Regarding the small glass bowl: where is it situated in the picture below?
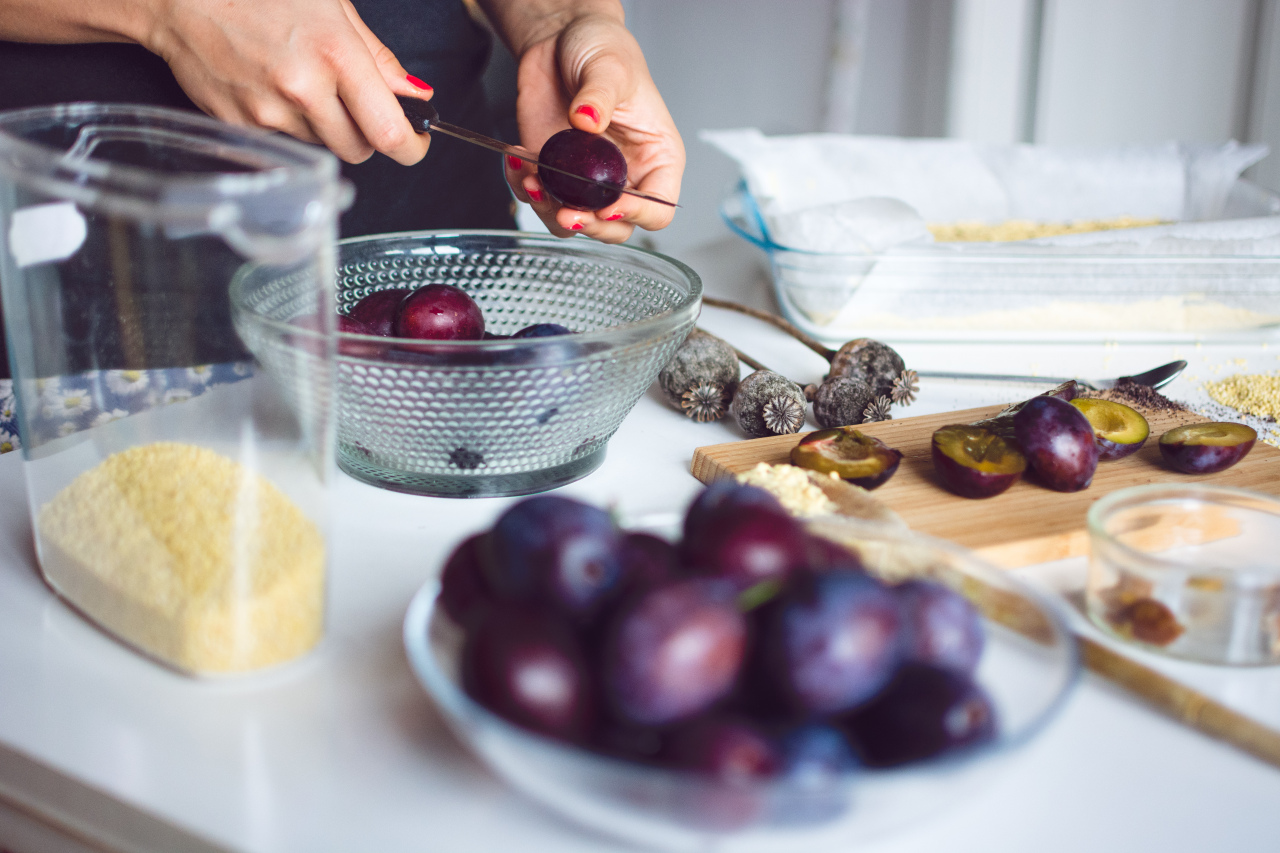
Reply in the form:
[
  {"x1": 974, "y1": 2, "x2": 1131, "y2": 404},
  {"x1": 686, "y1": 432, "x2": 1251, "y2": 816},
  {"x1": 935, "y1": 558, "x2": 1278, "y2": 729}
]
[
  {"x1": 238, "y1": 230, "x2": 700, "y2": 497},
  {"x1": 1087, "y1": 484, "x2": 1280, "y2": 665},
  {"x1": 403, "y1": 517, "x2": 1078, "y2": 852}
]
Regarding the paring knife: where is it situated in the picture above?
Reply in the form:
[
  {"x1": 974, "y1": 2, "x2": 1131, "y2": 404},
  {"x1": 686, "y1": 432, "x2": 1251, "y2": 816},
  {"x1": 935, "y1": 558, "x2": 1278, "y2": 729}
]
[{"x1": 397, "y1": 96, "x2": 678, "y2": 208}]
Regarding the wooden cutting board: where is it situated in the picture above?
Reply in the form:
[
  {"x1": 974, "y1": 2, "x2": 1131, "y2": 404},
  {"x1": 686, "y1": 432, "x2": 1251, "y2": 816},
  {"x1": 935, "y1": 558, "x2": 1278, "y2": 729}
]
[{"x1": 690, "y1": 403, "x2": 1280, "y2": 569}]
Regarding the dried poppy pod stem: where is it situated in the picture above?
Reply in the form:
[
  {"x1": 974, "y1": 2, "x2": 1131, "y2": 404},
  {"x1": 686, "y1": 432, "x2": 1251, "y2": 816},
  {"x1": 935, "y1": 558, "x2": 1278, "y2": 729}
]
[{"x1": 702, "y1": 296, "x2": 916, "y2": 406}]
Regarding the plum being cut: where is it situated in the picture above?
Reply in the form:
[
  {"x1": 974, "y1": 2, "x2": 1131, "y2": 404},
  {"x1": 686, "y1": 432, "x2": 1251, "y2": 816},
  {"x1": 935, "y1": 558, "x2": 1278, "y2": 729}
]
[
  {"x1": 1012, "y1": 395, "x2": 1099, "y2": 492},
  {"x1": 1158, "y1": 422, "x2": 1256, "y2": 474},
  {"x1": 602, "y1": 578, "x2": 747, "y2": 726},
  {"x1": 538, "y1": 128, "x2": 627, "y2": 211},
  {"x1": 393, "y1": 283, "x2": 485, "y2": 341},
  {"x1": 1070, "y1": 398, "x2": 1150, "y2": 460},
  {"x1": 931, "y1": 424, "x2": 1026, "y2": 499},
  {"x1": 790, "y1": 427, "x2": 903, "y2": 490}
]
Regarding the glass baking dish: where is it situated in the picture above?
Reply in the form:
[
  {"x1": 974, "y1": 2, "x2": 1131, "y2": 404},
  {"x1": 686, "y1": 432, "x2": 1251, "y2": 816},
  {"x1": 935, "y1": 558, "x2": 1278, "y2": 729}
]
[{"x1": 721, "y1": 180, "x2": 1280, "y2": 345}]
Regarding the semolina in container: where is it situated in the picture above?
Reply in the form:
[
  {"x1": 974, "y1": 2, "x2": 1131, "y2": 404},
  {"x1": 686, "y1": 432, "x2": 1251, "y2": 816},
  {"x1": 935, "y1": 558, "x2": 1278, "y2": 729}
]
[{"x1": 0, "y1": 104, "x2": 345, "y2": 675}]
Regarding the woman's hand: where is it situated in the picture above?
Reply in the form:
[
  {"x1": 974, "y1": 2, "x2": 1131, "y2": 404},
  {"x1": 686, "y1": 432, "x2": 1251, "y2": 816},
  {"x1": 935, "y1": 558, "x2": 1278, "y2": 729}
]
[
  {"x1": 485, "y1": 2, "x2": 685, "y2": 243},
  {"x1": 141, "y1": 0, "x2": 432, "y2": 165}
]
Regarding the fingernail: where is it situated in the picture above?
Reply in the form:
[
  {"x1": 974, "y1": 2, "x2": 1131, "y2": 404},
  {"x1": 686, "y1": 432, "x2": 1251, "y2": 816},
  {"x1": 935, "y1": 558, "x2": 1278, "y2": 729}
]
[
  {"x1": 406, "y1": 75, "x2": 432, "y2": 91},
  {"x1": 575, "y1": 104, "x2": 600, "y2": 123},
  {"x1": 507, "y1": 156, "x2": 523, "y2": 171},
  {"x1": 606, "y1": 212, "x2": 624, "y2": 221},
  {"x1": 569, "y1": 222, "x2": 584, "y2": 231},
  {"x1": 529, "y1": 190, "x2": 545, "y2": 202}
]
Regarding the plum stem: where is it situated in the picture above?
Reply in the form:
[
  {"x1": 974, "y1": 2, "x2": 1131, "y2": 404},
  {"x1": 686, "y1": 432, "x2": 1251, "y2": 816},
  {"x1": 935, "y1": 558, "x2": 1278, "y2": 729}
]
[{"x1": 702, "y1": 297, "x2": 836, "y2": 362}]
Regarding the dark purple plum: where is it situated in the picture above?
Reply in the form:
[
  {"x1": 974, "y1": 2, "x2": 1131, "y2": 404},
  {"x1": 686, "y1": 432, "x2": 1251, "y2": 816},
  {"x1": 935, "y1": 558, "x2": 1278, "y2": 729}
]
[
  {"x1": 773, "y1": 723, "x2": 858, "y2": 824},
  {"x1": 682, "y1": 481, "x2": 785, "y2": 545},
  {"x1": 439, "y1": 533, "x2": 494, "y2": 626},
  {"x1": 1012, "y1": 395, "x2": 1099, "y2": 492},
  {"x1": 484, "y1": 495, "x2": 624, "y2": 619},
  {"x1": 602, "y1": 579, "x2": 747, "y2": 726},
  {"x1": 393, "y1": 283, "x2": 485, "y2": 341},
  {"x1": 663, "y1": 716, "x2": 781, "y2": 829},
  {"x1": 842, "y1": 663, "x2": 996, "y2": 768},
  {"x1": 618, "y1": 532, "x2": 683, "y2": 595},
  {"x1": 348, "y1": 288, "x2": 411, "y2": 336},
  {"x1": 790, "y1": 428, "x2": 903, "y2": 490},
  {"x1": 538, "y1": 128, "x2": 627, "y2": 211},
  {"x1": 1070, "y1": 398, "x2": 1150, "y2": 460},
  {"x1": 804, "y1": 534, "x2": 866, "y2": 574},
  {"x1": 461, "y1": 605, "x2": 594, "y2": 743},
  {"x1": 681, "y1": 505, "x2": 809, "y2": 590},
  {"x1": 336, "y1": 314, "x2": 388, "y2": 359},
  {"x1": 895, "y1": 579, "x2": 984, "y2": 675},
  {"x1": 758, "y1": 570, "x2": 903, "y2": 716},
  {"x1": 931, "y1": 424, "x2": 1026, "y2": 499},
  {"x1": 512, "y1": 323, "x2": 573, "y2": 338},
  {"x1": 1159, "y1": 422, "x2": 1256, "y2": 474}
]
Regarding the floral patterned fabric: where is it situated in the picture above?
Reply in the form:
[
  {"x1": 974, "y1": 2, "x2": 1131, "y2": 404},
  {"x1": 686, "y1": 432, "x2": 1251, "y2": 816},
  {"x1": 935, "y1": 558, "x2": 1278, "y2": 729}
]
[{"x1": 0, "y1": 363, "x2": 252, "y2": 455}]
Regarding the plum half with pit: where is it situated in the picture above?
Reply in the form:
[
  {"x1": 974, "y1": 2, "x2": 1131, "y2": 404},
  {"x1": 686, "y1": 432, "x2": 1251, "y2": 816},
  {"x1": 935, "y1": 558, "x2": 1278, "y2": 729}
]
[
  {"x1": 1012, "y1": 395, "x2": 1099, "y2": 492},
  {"x1": 393, "y1": 283, "x2": 485, "y2": 341},
  {"x1": 1070, "y1": 398, "x2": 1150, "y2": 460},
  {"x1": 1159, "y1": 422, "x2": 1256, "y2": 474},
  {"x1": 931, "y1": 424, "x2": 1026, "y2": 499},
  {"x1": 538, "y1": 128, "x2": 628, "y2": 211},
  {"x1": 790, "y1": 427, "x2": 903, "y2": 490}
]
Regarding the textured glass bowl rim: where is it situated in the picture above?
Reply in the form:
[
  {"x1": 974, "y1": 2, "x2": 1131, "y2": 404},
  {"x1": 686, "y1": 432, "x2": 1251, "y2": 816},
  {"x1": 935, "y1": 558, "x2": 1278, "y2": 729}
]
[
  {"x1": 402, "y1": 515, "x2": 1080, "y2": 797},
  {"x1": 1086, "y1": 483, "x2": 1280, "y2": 573},
  {"x1": 0, "y1": 102, "x2": 340, "y2": 212},
  {"x1": 332, "y1": 229, "x2": 703, "y2": 353}
]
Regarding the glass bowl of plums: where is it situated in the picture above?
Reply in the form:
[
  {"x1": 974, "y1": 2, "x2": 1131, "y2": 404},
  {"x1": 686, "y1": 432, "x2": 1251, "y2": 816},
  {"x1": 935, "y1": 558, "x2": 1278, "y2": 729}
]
[
  {"x1": 238, "y1": 230, "x2": 700, "y2": 497},
  {"x1": 403, "y1": 482, "x2": 1080, "y2": 851}
]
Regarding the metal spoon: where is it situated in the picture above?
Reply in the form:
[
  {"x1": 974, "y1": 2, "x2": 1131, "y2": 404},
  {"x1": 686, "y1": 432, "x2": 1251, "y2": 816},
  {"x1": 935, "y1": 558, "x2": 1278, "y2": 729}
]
[{"x1": 917, "y1": 360, "x2": 1187, "y2": 392}]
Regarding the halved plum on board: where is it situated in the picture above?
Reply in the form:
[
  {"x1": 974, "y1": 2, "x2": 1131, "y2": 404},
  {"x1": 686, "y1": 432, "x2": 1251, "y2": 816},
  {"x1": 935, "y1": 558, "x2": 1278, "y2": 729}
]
[
  {"x1": 790, "y1": 428, "x2": 903, "y2": 490},
  {"x1": 1012, "y1": 395, "x2": 1099, "y2": 492},
  {"x1": 1070, "y1": 398, "x2": 1150, "y2": 461},
  {"x1": 1158, "y1": 422, "x2": 1256, "y2": 474},
  {"x1": 931, "y1": 424, "x2": 1027, "y2": 499}
]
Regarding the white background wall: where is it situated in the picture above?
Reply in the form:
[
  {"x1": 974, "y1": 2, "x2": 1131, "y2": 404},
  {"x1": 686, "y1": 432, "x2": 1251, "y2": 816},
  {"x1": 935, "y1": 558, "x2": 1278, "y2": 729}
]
[{"x1": 521, "y1": 0, "x2": 1280, "y2": 254}]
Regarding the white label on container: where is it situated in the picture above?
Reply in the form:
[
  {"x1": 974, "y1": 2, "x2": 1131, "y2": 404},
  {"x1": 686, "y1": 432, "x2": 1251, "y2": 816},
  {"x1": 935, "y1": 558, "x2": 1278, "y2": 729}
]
[{"x1": 8, "y1": 202, "x2": 87, "y2": 268}]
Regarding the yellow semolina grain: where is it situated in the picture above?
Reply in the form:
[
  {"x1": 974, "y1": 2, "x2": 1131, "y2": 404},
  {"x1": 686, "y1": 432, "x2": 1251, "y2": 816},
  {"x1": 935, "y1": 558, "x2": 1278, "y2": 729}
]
[
  {"x1": 928, "y1": 216, "x2": 1165, "y2": 243},
  {"x1": 736, "y1": 462, "x2": 838, "y2": 518},
  {"x1": 1204, "y1": 373, "x2": 1280, "y2": 421},
  {"x1": 37, "y1": 442, "x2": 324, "y2": 674}
]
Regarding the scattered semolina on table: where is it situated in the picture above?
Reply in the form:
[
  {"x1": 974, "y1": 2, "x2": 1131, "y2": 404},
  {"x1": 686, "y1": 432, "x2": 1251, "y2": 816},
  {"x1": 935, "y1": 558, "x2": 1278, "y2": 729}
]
[{"x1": 37, "y1": 442, "x2": 324, "y2": 674}]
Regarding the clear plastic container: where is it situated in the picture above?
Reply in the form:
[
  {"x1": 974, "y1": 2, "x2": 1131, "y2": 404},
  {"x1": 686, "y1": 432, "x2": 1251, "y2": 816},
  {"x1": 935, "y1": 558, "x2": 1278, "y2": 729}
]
[
  {"x1": 0, "y1": 104, "x2": 347, "y2": 676},
  {"x1": 1087, "y1": 484, "x2": 1280, "y2": 665}
]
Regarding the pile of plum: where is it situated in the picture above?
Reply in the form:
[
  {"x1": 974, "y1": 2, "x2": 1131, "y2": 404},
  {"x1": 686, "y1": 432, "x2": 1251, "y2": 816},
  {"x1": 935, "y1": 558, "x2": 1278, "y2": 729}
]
[
  {"x1": 438, "y1": 481, "x2": 996, "y2": 800},
  {"x1": 338, "y1": 283, "x2": 571, "y2": 343}
]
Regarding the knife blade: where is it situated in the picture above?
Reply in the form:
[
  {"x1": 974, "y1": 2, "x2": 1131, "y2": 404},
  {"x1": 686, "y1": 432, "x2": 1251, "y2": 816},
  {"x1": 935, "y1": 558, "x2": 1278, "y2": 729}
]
[{"x1": 397, "y1": 96, "x2": 678, "y2": 208}]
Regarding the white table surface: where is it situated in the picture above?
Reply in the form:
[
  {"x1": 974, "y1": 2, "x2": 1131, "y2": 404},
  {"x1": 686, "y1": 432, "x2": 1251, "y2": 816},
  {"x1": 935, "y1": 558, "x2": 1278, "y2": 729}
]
[{"x1": 2, "y1": 237, "x2": 1280, "y2": 853}]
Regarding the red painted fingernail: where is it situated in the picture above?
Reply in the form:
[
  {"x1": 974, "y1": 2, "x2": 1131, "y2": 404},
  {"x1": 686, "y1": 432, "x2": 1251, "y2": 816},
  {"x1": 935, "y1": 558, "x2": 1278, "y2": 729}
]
[
  {"x1": 406, "y1": 75, "x2": 432, "y2": 91},
  {"x1": 507, "y1": 156, "x2": 523, "y2": 171},
  {"x1": 575, "y1": 104, "x2": 600, "y2": 123},
  {"x1": 529, "y1": 190, "x2": 545, "y2": 202},
  {"x1": 569, "y1": 222, "x2": 584, "y2": 231},
  {"x1": 606, "y1": 212, "x2": 624, "y2": 221}
]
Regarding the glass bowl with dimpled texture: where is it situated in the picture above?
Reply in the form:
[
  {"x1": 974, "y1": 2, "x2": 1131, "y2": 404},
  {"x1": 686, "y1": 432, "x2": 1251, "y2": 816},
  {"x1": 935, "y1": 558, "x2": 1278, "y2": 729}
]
[{"x1": 233, "y1": 230, "x2": 700, "y2": 497}]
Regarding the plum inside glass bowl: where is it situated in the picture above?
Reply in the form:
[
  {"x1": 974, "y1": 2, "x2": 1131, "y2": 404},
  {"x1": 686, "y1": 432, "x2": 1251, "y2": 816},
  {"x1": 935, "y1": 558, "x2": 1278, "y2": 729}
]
[
  {"x1": 403, "y1": 517, "x2": 1079, "y2": 852},
  {"x1": 236, "y1": 230, "x2": 700, "y2": 497}
]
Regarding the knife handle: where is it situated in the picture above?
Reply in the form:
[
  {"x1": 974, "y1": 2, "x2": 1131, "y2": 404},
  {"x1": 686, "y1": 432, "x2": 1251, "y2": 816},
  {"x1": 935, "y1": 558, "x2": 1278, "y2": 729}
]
[{"x1": 397, "y1": 95, "x2": 438, "y2": 134}]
